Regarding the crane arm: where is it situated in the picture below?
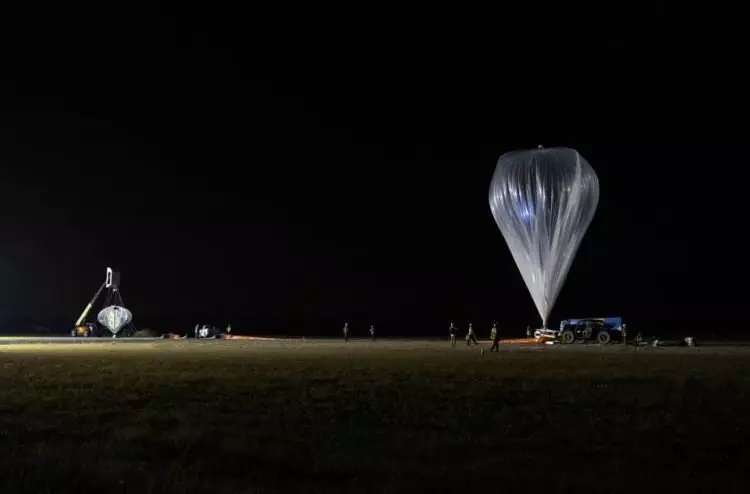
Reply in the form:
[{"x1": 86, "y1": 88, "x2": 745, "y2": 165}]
[{"x1": 74, "y1": 281, "x2": 107, "y2": 326}]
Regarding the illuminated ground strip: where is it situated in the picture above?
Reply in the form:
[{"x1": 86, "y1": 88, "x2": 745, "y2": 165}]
[
  {"x1": 221, "y1": 335, "x2": 282, "y2": 341},
  {"x1": 0, "y1": 336, "x2": 537, "y2": 345}
]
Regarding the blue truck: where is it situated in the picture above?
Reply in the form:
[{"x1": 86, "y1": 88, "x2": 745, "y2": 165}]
[{"x1": 537, "y1": 317, "x2": 624, "y2": 344}]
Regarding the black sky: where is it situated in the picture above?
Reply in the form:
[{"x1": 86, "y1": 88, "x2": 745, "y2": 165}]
[{"x1": 0, "y1": 5, "x2": 743, "y2": 336}]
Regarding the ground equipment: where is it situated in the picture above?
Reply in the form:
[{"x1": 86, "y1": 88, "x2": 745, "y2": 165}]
[
  {"x1": 535, "y1": 317, "x2": 624, "y2": 344},
  {"x1": 71, "y1": 267, "x2": 136, "y2": 337}
]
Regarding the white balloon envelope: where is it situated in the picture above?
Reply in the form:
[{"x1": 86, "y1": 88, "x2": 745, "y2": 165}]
[
  {"x1": 489, "y1": 146, "x2": 599, "y2": 328},
  {"x1": 97, "y1": 305, "x2": 133, "y2": 334}
]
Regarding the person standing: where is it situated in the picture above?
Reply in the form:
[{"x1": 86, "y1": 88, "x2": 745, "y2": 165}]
[
  {"x1": 369, "y1": 324, "x2": 376, "y2": 342},
  {"x1": 490, "y1": 323, "x2": 500, "y2": 352},
  {"x1": 466, "y1": 323, "x2": 478, "y2": 346},
  {"x1": 449, "y1": 321, "x2": 457, "y2": 348},
  {"x1": 343, "y1": 322, "x2": 350, "y2": 342},
  {"x1": 526, "y1": 325, "x2": 532, "y2": 338}
]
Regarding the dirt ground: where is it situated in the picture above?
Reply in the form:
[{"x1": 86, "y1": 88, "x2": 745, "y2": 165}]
[{"x1": 1, "y1": 338, "x2": 750, "y2": 493}]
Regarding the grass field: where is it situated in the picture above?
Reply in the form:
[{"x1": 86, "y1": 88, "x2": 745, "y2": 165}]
[{"x1": 2, "y1": 339, "x2": 750, "y2": 493}]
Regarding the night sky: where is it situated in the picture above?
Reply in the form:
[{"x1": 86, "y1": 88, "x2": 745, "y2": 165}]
[{"x1": 0, "y1": 6, "x2": 741, "y2": 337}]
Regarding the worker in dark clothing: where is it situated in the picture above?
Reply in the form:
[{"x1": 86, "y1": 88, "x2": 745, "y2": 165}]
[
  {"x1": 526, "y1": 325, "x2": 532, "y2": 338},
  {"x1": 449, "y1": 321, "x2": 457, "y2": 348},
  {"x1": 490, "y1": 323, "x2": 500, "y2": 352},
  {"x1": 621, "y1": 324, "x2": 628, "y2": 345},
  {"x1": 369, "y1": 324, "x2": 375, "y2": 342},
  {"x1": 343, "y1": 322, "x2": 350, "y2": 342},
  {"x1": 466, "y1": 323, "x2": 478, "y2": 346}
]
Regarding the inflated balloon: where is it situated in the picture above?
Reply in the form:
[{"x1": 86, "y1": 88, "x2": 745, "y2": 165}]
[
  {"x1": 97, "y1": 305, "x2": 133, "y2": 334},
  {"x1": 489, "y1": 146, "x2": 599, "y2": 328}
]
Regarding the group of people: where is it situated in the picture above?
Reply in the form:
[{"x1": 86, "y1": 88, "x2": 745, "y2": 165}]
[
  {"x1": 340, "y1": 321, "x2": 534, "y2": 352},
  {"x1": 342, "y1": 322, "x2": 376, "y2": 342},
  {"x1": 449, "y1": 321, "x2": 506, "y2": 352}
]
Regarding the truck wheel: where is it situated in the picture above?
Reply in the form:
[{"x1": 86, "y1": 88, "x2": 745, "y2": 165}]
[
  {"x1": 596, "y1": 331, "x2": 611, "y2": 344},
  {"x1": 561, "y1": 329, "x2": 576, "y2": 344}
]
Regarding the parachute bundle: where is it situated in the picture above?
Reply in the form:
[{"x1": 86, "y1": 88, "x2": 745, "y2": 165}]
[
  {"x1": 97, "y1": 305, "x2": 133, "y2": 335},
  {"x1": 489, "y1": 146, "x2": 599, "y2": 328},
  {"x1": 96, "y1": 273, "x2": 135, "y2": 336}
]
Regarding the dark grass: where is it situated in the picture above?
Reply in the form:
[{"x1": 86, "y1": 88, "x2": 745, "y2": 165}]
[{"x1": 2, "y1": 340, "x2": 750, "y2": 493}]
